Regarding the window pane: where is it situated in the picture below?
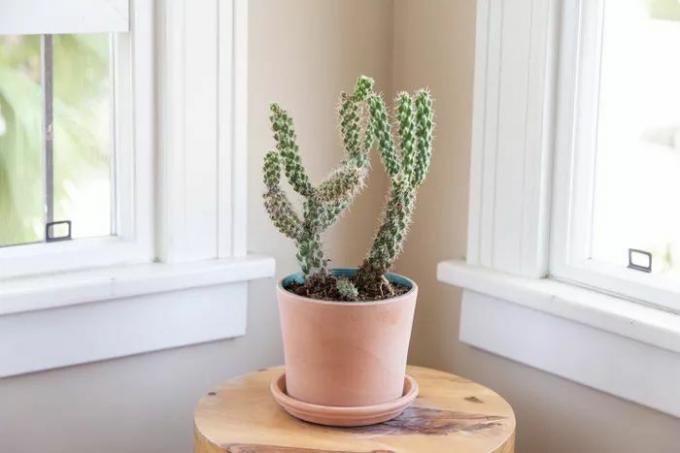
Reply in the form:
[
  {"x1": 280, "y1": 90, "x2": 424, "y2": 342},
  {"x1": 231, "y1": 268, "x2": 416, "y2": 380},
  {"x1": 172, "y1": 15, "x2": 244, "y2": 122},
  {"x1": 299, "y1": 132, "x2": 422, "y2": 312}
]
[
  {"x1": 52, "y1": 34, "x2": 113, "y2": 239},
  {"x1": 0, "y1": 33, "x2": 114, "y2": 247},
  {"x1": 590, "y1": 0, "x2": 680, "y2": 275},
  {"x1": 0, "y1": 35, "x2": 43, "y2": 246}
]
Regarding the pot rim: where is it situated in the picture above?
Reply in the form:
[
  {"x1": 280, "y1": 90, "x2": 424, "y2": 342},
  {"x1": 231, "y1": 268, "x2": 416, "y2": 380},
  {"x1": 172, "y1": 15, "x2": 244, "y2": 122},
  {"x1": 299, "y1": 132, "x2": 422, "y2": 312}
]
[{"x1": 277, "y1": 267, "x2": 418, "y2": 306}]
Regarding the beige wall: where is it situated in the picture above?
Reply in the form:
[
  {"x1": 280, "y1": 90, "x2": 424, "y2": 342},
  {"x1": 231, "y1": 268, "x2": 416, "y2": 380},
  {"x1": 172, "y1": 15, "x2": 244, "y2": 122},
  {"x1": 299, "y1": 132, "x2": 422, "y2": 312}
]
[
  {"x1": 2, "y1": 2, "x2": 678, "y2": 453},
  {"x1": 392, "y1": 1, "x2": 680, "y2": 453}
]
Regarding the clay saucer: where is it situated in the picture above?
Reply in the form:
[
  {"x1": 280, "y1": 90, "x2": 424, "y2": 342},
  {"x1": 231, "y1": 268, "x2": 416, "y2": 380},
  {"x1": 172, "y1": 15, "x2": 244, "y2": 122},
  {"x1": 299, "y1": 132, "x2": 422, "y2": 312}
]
[{"x1": 270, "y1": 373, "x2": 418, "y2": 427}]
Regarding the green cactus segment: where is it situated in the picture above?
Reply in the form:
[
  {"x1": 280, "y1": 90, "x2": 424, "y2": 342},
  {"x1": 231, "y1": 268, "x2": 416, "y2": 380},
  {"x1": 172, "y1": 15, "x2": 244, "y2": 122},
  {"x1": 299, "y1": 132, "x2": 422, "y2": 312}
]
[
  {"x1": 263, "y1": 188, "x2": 303, "y2": 240},
  {"x1": 262, "y1": 149, "x2": 302, "y2": 240},
  {"x1": 358, "y1": 180, "x2": 416, "y2": 290},
  {"x1": 296, "y1": 231, "x2": 325, "y2": 276},
  {"x1": 263, "y1": 150, "x2": 281, "y2": 190},
  {"x1": 270, "y1": 103, "x2": 313, "y2": 196},
  {"x1": 316, "y1": 165, "x2": 366, "y2": 202},
  {"x1": 336, "y1": 278, "x2": 359, "y2": 301},
  {"x1": 368, "y1": 94, "x2": 400, "y2": 177},
  {"x1": 298, "y1": 198, "x2": 328, "y2": 275},
  {"x1": 413, "y1": 90, "x2": 434, "y2": 187},
  {"x1": 339, "y1": 93, "x2": 364, "y2": 165},
  {"x1": 353, "y1": 75, "x2": 375, "y2": 101},
  {"x1": 317, "y1": 197, "x2": 350, "y2": 231},
  {"x1": 396, "y1": 93, "x2": 416, "y2": 181},
  {"x1": 339, "y1": 75, "x2": 374, "y2": 164}
]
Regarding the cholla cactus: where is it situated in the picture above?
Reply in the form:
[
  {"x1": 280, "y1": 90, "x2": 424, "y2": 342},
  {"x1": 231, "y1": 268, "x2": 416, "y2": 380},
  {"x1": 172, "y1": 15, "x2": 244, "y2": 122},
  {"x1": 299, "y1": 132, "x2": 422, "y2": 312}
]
[
  {"x1": 354, "y1": 89, "x2": 434, "y2": 294},
  {"x1": 263, "y1": 75, "x2": 434, "y2": 300},
  {"x1": 336, "y1": 278, "x2": 359, "y2": 301},
  {"x1": 262, "y1": 76, "x2": 376, "y2": 277}
]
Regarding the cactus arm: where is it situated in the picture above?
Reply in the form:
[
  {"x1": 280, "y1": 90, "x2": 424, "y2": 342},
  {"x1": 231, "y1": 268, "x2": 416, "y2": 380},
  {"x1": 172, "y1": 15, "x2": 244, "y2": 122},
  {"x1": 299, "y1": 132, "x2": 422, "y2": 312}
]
[
  {"x1": 263, "y1": 189, "x2": 303, "y2": 240},
  {"x1": 316, "y1": 165, "x2": 366, "y2": 202},
  {"x1": 317, "y1": 194, "x2": 356, "y2": 230},
  {"x1": 263, "y1": 150, "x2": 281, "y2": 190},
  {"x1": 353, "y1": 75, "x2": 375, "y2": 101},
  {"x1": 296, "y1": 231, "x2": 325, "y2": 276},
  {"x1": 340, "y1": 75, "x2": 374, "y2": 165},
  {"x1": 368, "y1": 94, "x2": 400, "y2": 177},
  {"x1": 339, "y1": 92, "x2": 365, "y2": 165},
  {"x1": 317, "y1": 75, "x2": 376, "y2": 197},
  {"x1": 412, "y1": 90, "x2": 434, "y2": 187},
  {"x1": 395, "y1": 93, "x2": 416, "y2": 182},
  {"x1": 298, "y1": 198, "x2": 328, "y2": 276},
  {"x1": 262, "y1": 150, "x2": 303, "y2": 240},
  {"x1": 357, "y1": 180, "x2": 415, "y2": 290},
  {"x1": 314, "y1": 75, "x2": 376, "y2": 224},
  {"x1": 270, "y1": 104, "x2": 313, "y2": 196}
]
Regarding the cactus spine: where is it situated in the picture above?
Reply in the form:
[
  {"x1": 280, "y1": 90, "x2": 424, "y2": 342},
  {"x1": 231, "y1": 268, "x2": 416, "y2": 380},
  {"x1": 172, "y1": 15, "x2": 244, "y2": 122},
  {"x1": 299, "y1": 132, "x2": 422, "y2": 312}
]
[{"x1": 262, "y1": 76, "x2": 376, "y2": 277}]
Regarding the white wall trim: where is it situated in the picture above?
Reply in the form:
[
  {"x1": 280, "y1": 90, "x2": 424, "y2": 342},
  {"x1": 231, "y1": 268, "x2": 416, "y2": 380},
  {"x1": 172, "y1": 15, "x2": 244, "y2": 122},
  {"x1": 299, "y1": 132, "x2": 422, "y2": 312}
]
[
  {"x1": 438, "y1": 261, "x2": 680, "y2": 417},
  {"x1": 466, "y1": 0, "x2": 558, "y2": 278},
  {"x1": 218, "y1": 0, "x2": 248, "y2": 258},
  {"x1": 0, "y1": 281, "x2": 250, "y2": 378},
  {"x1": 156, "y1": 0, "x2": 249, "y2": 263},
  {"x1": 0, "y1": 256, "x2": 275, "y2": 317},
  {"x1": 458, "y1": 290, "x2": 680, "y2": 417},
  {"x1": 0, "y1": 256, "x2": 275, "y2": 377},
  {"x1": 438, "y1": 260, "x2": 680, "y2": 354}
]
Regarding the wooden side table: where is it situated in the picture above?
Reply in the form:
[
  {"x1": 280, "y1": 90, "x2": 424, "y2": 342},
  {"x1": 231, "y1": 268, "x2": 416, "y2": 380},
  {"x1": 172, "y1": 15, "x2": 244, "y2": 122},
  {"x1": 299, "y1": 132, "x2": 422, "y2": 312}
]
[{"x1": 194, "y1": 366, "x2": 516, "y2": 453}]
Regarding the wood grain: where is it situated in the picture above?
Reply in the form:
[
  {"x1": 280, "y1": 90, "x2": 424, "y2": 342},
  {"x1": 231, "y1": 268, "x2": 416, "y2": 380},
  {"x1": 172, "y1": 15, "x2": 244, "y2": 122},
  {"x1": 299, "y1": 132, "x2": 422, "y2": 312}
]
[{"x1": 194, "y1": 366, "x2": 515, "y2": 453}]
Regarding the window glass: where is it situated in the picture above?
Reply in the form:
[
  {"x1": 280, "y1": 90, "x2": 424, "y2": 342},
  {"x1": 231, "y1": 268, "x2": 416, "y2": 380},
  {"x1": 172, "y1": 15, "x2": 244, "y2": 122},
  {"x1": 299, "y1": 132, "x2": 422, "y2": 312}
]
[
  {"x1": 0, "y1": 33, "x2": 113, "y2": 247},
  {"x1": 52, "y1": 34, "x2": 114, "y2": 240},
  {"x1": 0, "y1": 35, "x2": 43, "y2": 246},
  {"x1": 590, "y1": 0, "x2": 680, "y2": 275}
]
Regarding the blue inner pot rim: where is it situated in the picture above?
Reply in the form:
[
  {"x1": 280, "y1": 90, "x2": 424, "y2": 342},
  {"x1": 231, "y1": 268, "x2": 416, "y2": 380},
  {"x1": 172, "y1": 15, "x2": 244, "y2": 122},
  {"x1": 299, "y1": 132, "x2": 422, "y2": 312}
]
[{"x1": 281, "y1": 268, "x2": 414, "y2": 293}]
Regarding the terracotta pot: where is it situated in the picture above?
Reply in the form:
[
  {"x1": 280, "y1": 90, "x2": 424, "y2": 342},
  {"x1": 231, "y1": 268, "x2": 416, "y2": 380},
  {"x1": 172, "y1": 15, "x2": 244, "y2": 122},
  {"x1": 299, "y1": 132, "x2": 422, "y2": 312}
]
[{"x1": 277, "y1": 268, "x2": 417, "y2": 407}]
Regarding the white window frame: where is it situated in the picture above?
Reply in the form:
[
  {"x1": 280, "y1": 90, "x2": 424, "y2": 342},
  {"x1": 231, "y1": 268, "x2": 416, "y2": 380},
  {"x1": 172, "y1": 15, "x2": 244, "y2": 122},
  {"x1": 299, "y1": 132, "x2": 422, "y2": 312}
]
[
  {"x1": 438, "y1": 0, "x2": 680, "y2": 417},
  {"x1": 0, "y1": 0, "x2": 275, "y2": 378},
  {"x1": 550, "y1": 0, "x2": 680, "y2": 313},
  {"x1": 0, "y1": 0, "x2": 153, "y2": 279}
]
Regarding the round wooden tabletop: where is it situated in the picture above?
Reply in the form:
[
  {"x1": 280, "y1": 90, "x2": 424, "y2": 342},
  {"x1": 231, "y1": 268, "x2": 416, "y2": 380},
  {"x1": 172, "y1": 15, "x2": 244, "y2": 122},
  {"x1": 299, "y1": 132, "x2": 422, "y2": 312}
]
[{"x1": 194, "y1": 366, "x2": 516, "y2": 453}]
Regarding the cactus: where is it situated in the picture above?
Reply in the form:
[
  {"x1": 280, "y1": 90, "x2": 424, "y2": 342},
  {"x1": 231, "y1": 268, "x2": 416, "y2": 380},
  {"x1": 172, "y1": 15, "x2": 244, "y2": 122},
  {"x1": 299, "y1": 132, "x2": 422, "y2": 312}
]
[
  {"x1": 354, "y1": 89, "x2": 434, "y2": 294},
  {"x1": 262, "y1": 76, "x2": 376, "y2": 277},
  {"x1": 336, "y1": 278, "x2": 359, "y2": 301},
  {"x1": 263, "y1": 75, "x2": 434, "y2": 300}
]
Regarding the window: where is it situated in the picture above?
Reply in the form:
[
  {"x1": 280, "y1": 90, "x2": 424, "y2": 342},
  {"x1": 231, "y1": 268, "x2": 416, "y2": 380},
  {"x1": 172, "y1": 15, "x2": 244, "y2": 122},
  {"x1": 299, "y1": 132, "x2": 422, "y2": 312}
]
[
  {"x1": 0, "y1": 0, "x2": 270, "y2": 379},
  {"x1": 552, "y1": 0, "x2": 680, "y2": 312},
  {"x1": 0, "y1": 0, "x2": 153, "y2": 279},
  {"x1": 440, "y1": 0, "x2": 680, "y2": 418}
]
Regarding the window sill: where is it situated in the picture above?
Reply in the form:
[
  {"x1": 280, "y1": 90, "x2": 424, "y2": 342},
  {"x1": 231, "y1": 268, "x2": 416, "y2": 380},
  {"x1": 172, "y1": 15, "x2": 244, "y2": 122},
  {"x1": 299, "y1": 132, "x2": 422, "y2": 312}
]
[
  {"x1": 437, "y1": 259, "x2": 680, "y2": 417},
  {"x1": 1, "y1": 255, "x2": 276, "y2": 316},
  {"x1": 0, "y1": 256, "x2": 275, "y2": 377}
]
